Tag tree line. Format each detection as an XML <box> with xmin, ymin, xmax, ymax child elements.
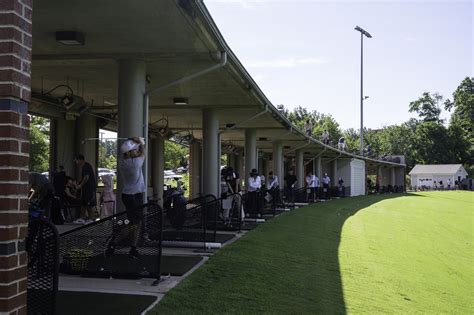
<box><xmin>278</xmin><ymin>77</ymin><xmax>473</xmax><ymax>175</ymax></box>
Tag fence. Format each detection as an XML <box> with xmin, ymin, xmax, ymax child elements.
<box><xmin>26</xmin><ymin>219</ymin><xmax>59</xmax><ymax>315</ymax></box>
<box><xmin>163</xmin><ymin>193</ymin><xmax>218</xmax><ymax>242</ymax></box>
<box><xmin>59</xmin><ymin>203</ymin><xmax>163</xmax><ymax>281</ymax></box>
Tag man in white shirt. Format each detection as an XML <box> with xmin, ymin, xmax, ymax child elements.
<box><xmin>105</xmin><ymin>137</ymin><xmax>145</xmax><ymax>259</ymax></box>
<box><xmin>322</xmin><ymin>173</ymin><xmax>331</xmax><ymax>199</ymax></box>
<box><xmin>305</xmin><ymin>171</ymin><xmax>319</xmax><ymax>202</ymax></box>
<box><xmin>247</xmin><ymin>168</ymin><xmax>262</xmax><ymax>217</ymax></box>
<box><xmin>267</xmin><ymin>171</ymin><xmax>280</xmax><ymax>210</ymax></box>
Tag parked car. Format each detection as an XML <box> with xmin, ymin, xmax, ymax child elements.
<box><xmin>98</xmin><ymin>168</ymin><xmax>116</xmax><ymax>177</ymax></box>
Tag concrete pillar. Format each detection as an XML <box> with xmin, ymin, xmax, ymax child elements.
<box><xmin>245</xmin><ymin>129</ymin><xmax>257</xmax><ymax>177</ymax></box>
<box><xmin>118</xmin><ymin>59</ymin><xmax>146</xmax><ymax>138</ymax></box>
<box><xmin>235</xmin><ymin>150</ymin><xmax>244</xmax><ymax>188</ymax></box>
<box><xmin>56</xmin><ymin>119</ymin><xmax>76</xmax><ymax>176</ymax></box>
<box><xmin>0</xmin><ymin>1</ymin><xmax>32</xmax><ymax>312</ymax></box>
<box><xmin>391</xmin><ymin>167</ymin><xmax>396</xmax><ymax>186</ymax></box>
<box><xmin>189</xmin><ymin>141</ymin><xmax>202</xmax><ymax>199</ymax></box>
<box><xmin>272</xmin><ymin>141</ymin><xmax>283</xmax><ymax>183</ymax></box>
<box><xmin>258</xmin><ymin>152</ymin><xmax>263</xmax><ymax>175</ymax></box>
<box><xmin>295</xmin><ymin>149</ymin><xmax>304</xmax><ymax>189</ymax></box>
<box><xmin>76</xmin><ymin>114</ymin><xmax>98</xmax><ymax>174</ymax></box>
<box><xmin>316</xmin><ymin>156</ymin><xmax>322</xmax><ymax>180</ymax></box>
<box><xmin>377</xmin><ymin>165</ymin><xmax>383</xmax><ymax>186</ymax></box>
<box><xmin>202</xmin><ymin>109</ymin><xmax>219</xmax><ymax>197</ymax></box>
<box><xmin>117</xmin><ymin>59</ymin><xmax>146</xmax><ymax>208</ymax></box>
<box><xmin>151</xmin><ymin>136</ymin><xmax>165</xmax><ymax>207</ymax></box>
<box><xmin>263</xmin><ymin>156</ymin><xmax>270</xmax><ymax>179</ymax></box>
<box><xmin>332</xmin><ymin>159</ymin><xmax>338</xmax><ymax>184</ymax></box>
<box><xmin>227</xmin><ymin>153</ymin><xmax>235</xmax><ymax>169</ymax></box>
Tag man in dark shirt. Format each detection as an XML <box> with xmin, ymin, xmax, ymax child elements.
<box><xmin>284</xmin><ymin>169</ymin><xmax>297</xmax><ymax>207</ymax></box>
<box><xmin>74</xmin><ymin>154</ymin><xmax>97</xmax><ymax>224</ymax></box>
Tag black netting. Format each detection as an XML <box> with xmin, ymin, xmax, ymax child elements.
<box><xmin>163</xmin><ymin>194</ymin><xmax>219</xmax><ymax>242</ymax></box>
<box><xmin>27</xmin><ymin>219</ymin><xmax>59</xmax><ymax>315</ymax></box>
<box><xmin>293</xmin><ymin>187</ymin><xmax>307</xmax><ymax>203</ymax></box>
<box><xmin>242</xmin><ymin>191</ymin><xmax>266</xmax><ymax>217</ymax></box>
<box><xmin>59</xmin><ymin>203</ymin><xmax>163</xmax><ymax>280</ymax></box>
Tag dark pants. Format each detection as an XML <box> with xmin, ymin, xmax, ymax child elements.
<box><xmin>306</xmin><ymin>187</ymin><xmax>316</xmax><ymax>202</ymax></box>
<box><xmin>285</xmin><ymin>187</ymin><xmax>295</xmax><ymax>205</ymax></box>
<box><xmin>111</xmin><ymin>193</ymin><xmax>144</xmax><ymax>248</ymax></box>
<box><xmin>270</xmin><ymin>187</ymin><xmax>280</xmax><ymax>210</ymax></box>
<box><xmin>247</xmin><ymin>191</ymin><xmax>261</xmax><ymax>216</ymax></box>
<box><xmin>122</xmin><ymin>193</ymin><xmax>144</xmax><ymax>224</ymax></box>
<box><xmin>322</xmin><ymin>184</ymin><xmax>329</xmax><ymax>199</ymax></box>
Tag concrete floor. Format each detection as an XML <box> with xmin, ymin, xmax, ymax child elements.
<box><xmin>58</xmin><ymin>229</ymin><xmax>247</xmax><ymax>313</ymax></box>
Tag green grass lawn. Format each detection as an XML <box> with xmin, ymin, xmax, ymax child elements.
<box><xmin>151</xmin><ymin>192</ymin><xmax>473</xmax><ymax>314</ymax></box>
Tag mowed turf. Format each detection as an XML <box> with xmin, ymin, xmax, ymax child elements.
<box><xmin>151</xmin><ymin>192</ymin><xmax>473</xmax><ymax>314</ymax></box>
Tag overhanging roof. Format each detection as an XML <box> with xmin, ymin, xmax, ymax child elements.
<box><xmin>409</xmin><ymin>164</ymin><xmax>464</xmax><ymax>175</ymax></box>
<box><xmin>30</xmin><ymin>0</ymin><xmax>405</xmax><ymax>168</ymax></box>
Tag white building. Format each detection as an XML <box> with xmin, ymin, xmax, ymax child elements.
<box><xmin>409</xmin><ymin>164</ymin><xmax>468</xmax><ymax>189</ymax></box>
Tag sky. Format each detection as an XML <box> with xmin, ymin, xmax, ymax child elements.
<box><xmin>204</xmin><ymin>0</ymin><xmax>473</xmax><ymax>130</ymax></box>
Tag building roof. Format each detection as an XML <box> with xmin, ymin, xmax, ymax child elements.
<box><xmin>409</xmin><ymin>164</ymin><xmax>464</xmax><ymax>175</ymax></box>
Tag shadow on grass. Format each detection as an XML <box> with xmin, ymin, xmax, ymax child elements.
<box><xmin>152</xmin><ymin>193</ymin><xmax>418</xmax><ymax>314</ymax></box>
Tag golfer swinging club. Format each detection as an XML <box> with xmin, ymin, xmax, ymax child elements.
<box><xmin>105</xmin><ymin>137</ymin><xmax>145</xmax><ymax>259</ymax></box>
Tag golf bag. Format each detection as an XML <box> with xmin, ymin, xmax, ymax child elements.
<box><xmin>163</xmin><ymin>188</ymin><xmax>187</xmax><ymax>229</ymax></box>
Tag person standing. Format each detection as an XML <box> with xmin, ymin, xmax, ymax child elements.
<box><xmin>247</xmin><ymin>168</ymin><xmax>262</xmax><ymax>217</ymax></box>
<box><xmin>322</xmin><ymin>130</ymin><xmax>330</xmax><ymax>145</ymax></box>
<box><xmin>305</xmin><ymin>171</ymin><xmax>318</xmax><ymax>202</ymax></box>
<box><xmin>284</xmin><ymin>169</ymin><xmax>297</xmax><ymax>207</ymax></box>
<box><xmin>105</xmin><ymin>137</ymin><xmax>145</xmax><ymax>259</ymax></box>
<box><xmin>267</xmin><ymin>171</ymin><xmax>280</xmax><ymax>210</ymax></box>
<box><xmin>304</xmin><ymin>119</ymin><xmax>313</xmax><ymax>137</ymax></box>
<box><xmin>101</xmin><ymin>174</ymin><xmax>116</xmax><ymax>217</ymax></box>
<box><xmin>338</xmin><ymin>137</ymin><xmax>346</xmax><ymax>151</ymax></box>
<box><xmin>73</xmin><ymin>154</ymin><xmax>97</xmax><ymax>224</ymax></box>
<box><xmin>322</xmin><ymin>173</ymin><xmax>331</xmax><ymax>199</ymax></box>
<box><xmin>338</xmin><ymin>177</ymin><xmax>345</xmax><ymax>197</ymax></box>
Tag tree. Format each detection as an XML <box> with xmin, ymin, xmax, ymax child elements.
<box><xmin>98</xmin><ymin>140</ymin><xmax>117</xmax><ymax>170</ymax></box>
<box><xmin>342</xmin><ymin>128</ymin><xmax>360</xmax><ymax>153</ymax></box>
<box><xmin>444</xmin><ymin>77</ymin><xmax>473</xmax><ymax>147</ymax></box>
<box><xmin>411</xmin><ymin>121</ymin><xmax>451</xmax><ymax>164</ymax></box>
<box><xmin>444</xmin><ymin>77</ymin><xmax>474</xmax><ymax>131</ymax></box>
<box><xmin>279</xmin><ymin>105</ymin><xmax>343</xmax><ymax>144</ymax></box>
<box><xmin>29</xmin><ymin>116</ymin><xmax>50</xmax><ymax>172</ymax></box>
<box><xmin>408</xmin><ymin>92</ymin><xmax>443</xmax><ymax>123</ymax></box>
<box><xmin>164</xmin><ymin>140</ymin><xmax>188</xmax><ymax>170</ymax></box>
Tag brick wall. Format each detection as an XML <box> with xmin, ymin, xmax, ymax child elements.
<box><xmin>0</xmin><ymin>0</ymin><xmax>32</xmax><ymax>314</ymax></box>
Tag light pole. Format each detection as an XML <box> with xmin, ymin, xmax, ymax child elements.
<box><xmin>354</xmin><ymin>25</ymin><xmax>372</xmax><ymax>155</ymax></box>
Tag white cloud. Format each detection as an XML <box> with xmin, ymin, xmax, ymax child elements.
<box><xmin>245</xmin><ymin>57</ymin><xmax>328</xmax><ymax>68</ymax></box>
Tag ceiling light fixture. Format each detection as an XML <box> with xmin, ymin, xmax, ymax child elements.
<box><xmin>56</xmin><ymin>31</ymin><xmax>85</xmax><ymax>46</ymax></box>
<box><xmin>173</xmin><ymin>97</ymin><xmax>188</xmax><ymax>105</ymax></box>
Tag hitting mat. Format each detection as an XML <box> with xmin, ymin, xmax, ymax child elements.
<box><xmin>76</xmin><ymin>254</ymin><xmax>203</xmax><ymax>278</ymax></box>
<box><xmin>163</xmin><ymin>230</ymin><xmax>236</xmax><ymax>243</ymax></box>
<box><xmin>56</xmin><ymin>291</ymin><xmax>156</xmax><ymax>315</ymax></box>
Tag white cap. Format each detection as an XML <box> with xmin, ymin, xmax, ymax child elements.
<box><xmin>120</xmin><ymin>139</ymin><xmax>140</xmax><ymax>154</ymax></box>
